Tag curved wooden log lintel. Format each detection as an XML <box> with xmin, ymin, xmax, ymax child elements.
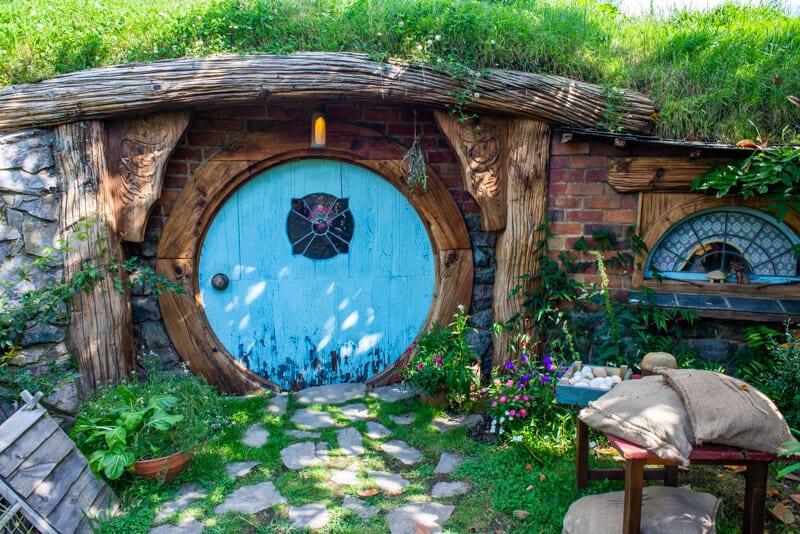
<box><xmin>492</xmin><ymin>120</ymin><xmax>551</xmax><ymax>367</ymax></box>
<box><xmin>0</xmin><ymin>53</ymin><xmax>654</xmax><ymax>134</ymax></box>
<box><xmin>434</xmin><ymin>111</ymin><xmax>508</xmax><ymax>231</ymax></box>
<box><xmin>105</xmin><ymin>112</ymin><xmax>191</xmax><ymax>241</ymax></box>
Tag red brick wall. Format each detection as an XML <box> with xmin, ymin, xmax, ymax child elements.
<box><xmin>547</xmin><ymin>135</ymin><xmax>638</xmax><ymax>295</ymax></box>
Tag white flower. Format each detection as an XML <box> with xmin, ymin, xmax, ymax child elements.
<box><xmin>417</xmin><ymin>44</ymin><xmax>423</xmax><ymax>51</ymax></box>
<box><xmin>377</xmin><ymin>32</ymin><xmax>382</xmax><ymax>37</ymax></box>
<box><xmin>398</xmin><ymin>20</ymin><xmax>404</xmax><ymax>27</ymax></box>
<box><xmin>511</xmin><ymin>435</ymin><xmax>523</xmax><ymax>442</ymax></box>
<box><xmin>490</xmin><ymin>39</ymin><xmax>496</xmax><ymax>45</ymax></box>
<box><xmin>426</xmin><ymin>39</ymin><xmax>433</xmax><ymax>46</ymax></box>
<box><xmin>435</xmin><ymin>34</ymin><xmax>441</xmax><ymax>41</ymax></box>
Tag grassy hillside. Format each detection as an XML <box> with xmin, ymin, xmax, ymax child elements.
<box><xmin>0</xmin><ymin>0</ymin><xmax>798</xmax><ymax>143</ymax></box>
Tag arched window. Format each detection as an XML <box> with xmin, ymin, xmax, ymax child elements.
<box><xmin>646</xmin><ymin>208</ymin><xmax>800</xmax><ymax>284</ymax></box>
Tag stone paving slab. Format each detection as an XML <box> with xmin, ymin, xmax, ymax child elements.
<box><xmin>380</xmin><ymin>439</ymin><xmax>422</xmax><ymax>465</ymax></box>
<box><xmin>148</xmin><ymin>519</ymin><xmax>204</xmax><ymax>534</ymax></box>
<box><xmin>365</xmin><ymin>421</ymin><xmax>393</xmax><ymax>439</ymax></box>
<box><xmin>214</xmin><ymin>481</ymin><xmax>286</xmax><ymax>515</ymax></box>
<box><xmin>370</xmin><ymin>384</ymin><xmax>419</xmax><ymax>403</ymax></box>
<box><xmin>289</xmin><ymin>503</ymin><xmax>330</xmax><ymax>531</ymax></box>
<box><xmin>241</xmin><ymin>424</ymin><xmax>270</xmax><ymax>447</ymax></box>
<box><xmin>285</xmin><ymin>429</ymin><xmax>322</xmax><ymax>440</ymax></box>
<box><xmin>281</xmin><ymin>441</ymin><xmax>327</xmax><ymax>470</ymax></box>
<box><xmin>331</xmin><ymin>462</ymin><xmax>361</xmax><ymax>486</ymax></box>
<box><xmin>431</xmin><ymin>481</ymin><xmax>470</xmax><ymax>498</ymax></box>
<box><xmin>336</xmin><ymin>427</ymin><xmax>364</xmax><ymax>456</ymax></box>
<box><xmin>340</xmin><ymin>402</ymin><xmax>371</xmax><ymax>421</ymax></box>
<box><xmin>431</xmin><ymin>414</ymin><xmax>483</xmax><ymax>433</ymax></box>
<box><xmin>386</xmin><ymin>503</ymin><xmax>455</xmax><ymax>534</ymax></box>
<box><xmin>225</xmin><ymin>460</ymin><xmax>260</xmax><ymax>478</ymax></box>
<box><xmin>366</xmin><ymin>470</ymin><xmax>409</xmax><ymax>495</ymax></box>
<box><xmin>294</xmin><ymin>383</ymin><xmax>365</xmax><ymax>405</ymax></box>
<box><xmin>434</xmin><ymin>452</ymin><xmax>463</xmax><ymax>474</ymax></box>
<box><xmin>342</xmin><ymin>495</ymin><xmax>380</xmax><ymax>520</ymax></box>
<box><xmin>388</xmin><ymin>413</ymin><xmax>416</xmax><ymax>425</ymax></box>
<box><xmin>154</xmin><ymin>482</ymin><xmax>208</xmax><ymax>524</ymax></box>
<box><xmin>265</xmin><ymin>393</ymin><xmax>289</xmax><ymax>416</ymax></box>
<box><xmin>290</xmin><ymin>408</ymin><xmax>335</xmax><ymax>428</ymax></box>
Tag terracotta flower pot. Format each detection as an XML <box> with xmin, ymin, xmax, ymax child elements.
<box><xmin>132</xmin><ymin>450</ymin><xmax>194</xmax><ymax>482</ymax></box>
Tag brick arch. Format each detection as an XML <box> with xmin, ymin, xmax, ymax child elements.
<box><xmin>156</xmin><ymin>121</ymin><xmax>473</xmax><ymax>394</ymax></box>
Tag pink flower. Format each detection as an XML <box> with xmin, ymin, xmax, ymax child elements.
<box><xmin>506</xmin><ymin>379</ymin><xmax>514</xmax><ymax>387</ymax></box>
<box><xmin>509</xmin><ymin>409</ymin><xmax>516</xmax><ymax>416</ymax></box>
<box><xmin>519</xmin><ymin>409</ymin><xmax>528</xmax><ymax>417</ymax></box>
<box><xmin>493</xmin><ymin>378</ymin><xmax>501</xmax><ymax>385</ymax></box>
<box><xmin>435</xmin><ymin>357</ymin><xmax>443</xmax><ymax>366</ymax></box>
<box><xmin>491</xmin><ymin>401</ymin><xmax>497</xmax><ymax>407</ymax></box>
<box><xmin>514</xmin><ymin>395</ymin><xmax>521</xmax><ymax>401</ymax></box>
<box><xmin>523</xmin><ymin>395</ymin><xmax>530</xmax><ymax>402</ymax></box>
<box><xmin>417</xmin><ymin>363</ymin><xmax>424</xmax><ymax>371</ymax></box>
<box><xmin>499</xmin><ymin>396</ymin><xmax>507</xmax><ymax>403</ymax></box>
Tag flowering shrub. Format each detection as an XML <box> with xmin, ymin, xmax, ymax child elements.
<box><xmin>487</xmin><ymin>350</ymin><xmax>567</xmax><ymax>437</ymax></box>
<box><xmin>401</xmin><ymin>305</ymin><xmax>479</xmax><ymax>408</ymax></box>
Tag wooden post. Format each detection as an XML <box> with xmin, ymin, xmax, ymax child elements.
<box><xmin>54</xmin><ymin>121</ymin><xmax>134</xmax><ymax>391</ymax></box>
<box><xmin>492</xmin><ymin>120</ymin><xmax>550</xmax><ymax>366</ymax></box>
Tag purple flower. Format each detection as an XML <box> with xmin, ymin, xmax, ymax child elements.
<box><xmin>521</xmin><ymin>374</ymin><xmax>530</xmax><ymax>383</ymax></box>
<box><xmin>505</xmin><ymin>361</ymin><xmax>515</xmax><ymax>370</ymax></box>
<box><xmin>544</xmin><ymin>355</ymin><xmax>555</xmax><ymax>372</ymax></box>
<box><xmin>540</xmin><ymin>375</ymin><xmax>550</xmax><ymax>383</ymax></box>
<box><xmin>521</xmin><ymin>354</ymin><xmax>529</xmax><ymax>363</ymax></box>
<box><xmin>417</xmin><ymin>363</ymin><xmax>424</xmax><ymax>371</ymax></box>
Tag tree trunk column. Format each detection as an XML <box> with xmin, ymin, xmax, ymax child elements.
<box><xmin>54</xmin><ymin>121</ymin><xmax>134</xmax><ymax>391</ymax></box>
<box><xmin>492</xmin><ymin>120</ymin><xmax>550</xmax><ymax>366</ymax></box>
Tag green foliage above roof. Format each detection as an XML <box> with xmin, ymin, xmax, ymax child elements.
<box><xmin>0</xmin><ymin>0</ymin><xmax>797</xmax><ymax>143</ymax></box>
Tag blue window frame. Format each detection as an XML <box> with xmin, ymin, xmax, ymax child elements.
<box><xmin>645</xmin><ymin>207</ymin><xmax>800</xmax><ymax>284</ymax></box>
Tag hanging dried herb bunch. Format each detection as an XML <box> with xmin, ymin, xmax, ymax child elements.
<box><xmin>403</xmin><ymin>136</ymin><xmax>428</xmax><ymax>195</ymax></box>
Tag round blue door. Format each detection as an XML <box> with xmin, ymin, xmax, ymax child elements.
<box><xmin>198</xmin><ymin>159</ymin><xmax>435</xmax><ymax>390</ymax></box>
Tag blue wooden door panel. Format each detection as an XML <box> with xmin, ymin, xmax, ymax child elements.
<box><xmin>199</xmin><ymin>159</ymin><xmax>435</xmax><ymax>390</ymax></box>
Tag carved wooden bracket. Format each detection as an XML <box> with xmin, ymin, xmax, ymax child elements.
<box><xmin>105</xmin><ymin>112</ymin><xmax>191</xmax><ymax>242</ymax></box>
<box><xmin>434</xmin><ymin>111</ymin><xmax>508</xmax><ymax>231</ymax></box>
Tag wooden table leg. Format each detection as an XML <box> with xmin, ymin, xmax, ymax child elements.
<box><xmin>576</xmin><ymin>419</ymin><xmax>589</xmax><ymax>490</ymax></box>
<box><xmin>742</xmin><ymin>462</ymin><xmax>768</xmax><ymax>534</ymax></box>
<box><xmin>623</xmin><ymin>459</ymin><xmax>645</xmax><ymax>534</ymax></box>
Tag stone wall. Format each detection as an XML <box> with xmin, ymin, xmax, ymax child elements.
<box><xmin>0</xmin><ymin>129</ymin><xmax>79</xmax><ymax>422</ymax></box>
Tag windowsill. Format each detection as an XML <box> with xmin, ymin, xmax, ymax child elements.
<box><xmin>629</xmin><ymin>290</ymin><xmax>800</xmax><ymax>322</ymax></box>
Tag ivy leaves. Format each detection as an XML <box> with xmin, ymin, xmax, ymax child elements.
<box><xmin>691</xmin><ymin>145</ymin><xmax>800</xmax><ymax>222</ymax></box>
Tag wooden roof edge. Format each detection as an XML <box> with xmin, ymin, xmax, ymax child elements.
<box><xmin>0</xmin><ymin>52</ymin><xmax>655</xmax><ymax>134</ymax></box>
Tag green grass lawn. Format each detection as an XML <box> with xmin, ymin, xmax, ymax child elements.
<box><xmin>95</xmin><ymin>392</ymin><xmax>798</xmax><ymax>533</ymax></box>
<box><xmin>1</xmin><ymin>0</ymin><xmax>798</xmax><ymax>143</ymax></box>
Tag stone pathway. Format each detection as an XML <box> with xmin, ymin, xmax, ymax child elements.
<box><xmin>148</xmin><ymin>382</ymin><xmax>474</xmax><ymax>533</ymax></box>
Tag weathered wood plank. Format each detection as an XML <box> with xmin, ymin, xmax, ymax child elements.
<box><xmin>0</xmin><ymin>414</ymin><xmax>58</xmax><ymax>478</ymax></box>
<box><xmin>47</xmin><ymin>466</ymin><xmax>105</xmax><ymax>534</ymax></box>
<box><xmin>7</xmin><ymin>431</ymin><xmax>75</xmax><ymax>498</ymax></box>
<box><xmin>26</xmin><ymin>451</ymin><xmax>88</xmax><ymax>517</ymax></box>
<box><xmin>105</xmin><ymin>112</ymin><xmax>190</xmax><ymax>242</ymax></box>
<box><xmin>0</xmin><ymin>407</ymin><xmax>46</xmax><ymax>455</ymax></box>
<box><xmin>55</xmin><ymin>121</ymin><xmax>134</xmax><ymax>390</ymax></box>
<box><xmin>493</xmin><ymin>120</ymin><xmax>551</xmax><ymax>366</ymax></box>
<box><xmin>608</xmin><ymin>157</ymin><xmax>729</xmax><ymax>192</ymax></box>
<box><xmin>0</xmin><ymin>479</ymin><xmax>59</xmax><ymax>534</ymax></box>
<box><xmin>0</xmin><ymin>53</ymin><xmax>654</xmax><ymax>134</ymax></box>
<box><xmin>434</xmin><ymin>112</ymin><xmax>508</xmax><ymax>231</ymax></box>
<box><xmin>82</xmin><ymin>485</ymin><xmax>119</xmax><ymax>531</ymax></box>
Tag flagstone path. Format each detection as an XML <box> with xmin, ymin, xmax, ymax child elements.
<box><xmin>148</xmin><ymin>383</ymin><xmax>482</xmax><ymax>533</ymax></box>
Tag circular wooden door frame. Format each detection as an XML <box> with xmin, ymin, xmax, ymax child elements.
<box><xmin>156</xmin><ymin>121</ymin><xmax>473</xmax><ymax>394</ymax></box>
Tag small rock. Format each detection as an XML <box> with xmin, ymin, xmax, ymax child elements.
<box><xmin>214</xmin><ymin>482</ymin><xmax>286</xmax><ymax>515</ymax></box>
<box><xmin>431</xmin><ymin>414</ymin><xmax>483</xmax><ymax>433</ymax></box>
<box><xmin>513</xmin><ymin>510</ymin><xmax>530</xmax><ymax>520</ymax></box>
<box><xmin>290</xmin><ymin>408</ymin><xmax>335</xmax><ymax>429</ymax></box>
<box><xmin>241</xmin><ymin>424</ymin><xmax>270</xmax><ymax>448</ymax></box>
<box><xmin>343</xmin><ymin>495</ymin><xmax>380</xmax><ymax>520</ymax></box>
<box><xmin>281</xmin><ymin>442</ymin><xmax>326</xmax><ymax>470</ymax></box>
<box><xmin>366</xmin><ymin>421</ymin><xmax>393</xmax><ymax>439</ymax></box>
<box><xmin>286</xmin><ymin>429</ymin><xmax>322</xmax><ymax>440</ymax></box>
<box><xmin>340</xmin><ymin>402</ymin><xmax>371</xmax><ymax>421</ymax></box>
<box><xmin>431</xmin><ymin>481</ymin><xmax>470</xmax><ymax>498</ymax></box>
<box><xmin>434</xmin><ymin>452</ymin><xmax>463</xmax><ymax>474</ymax></box>
<box><xmin>366</xmin><ymin>470</ymin><xmax>409</xmax><ymax>495</ymax></box>
<box><xmin>225</xmin><ymin>461</ymin><xmax>259</xmax><ymax>478</ymax></box>
<box><xmin>289</xmin><ymin>503</ymin><xmax>330</xmax><ymax>530</ymax></box>
<box><xmin>148</xmin><ymin>519</ymin><xmax>204</xmax><ymax>534</ymax></box>
<box><xmin>154</xmin><ymin>482</ymin><xmax>208</xmax><ymax>524</ymax></box>
<box><xmin>266</xmin><ymin>393</ymin><xmax>289</xmax><ymax>416</ymax></box>
<box><xmin>294</xmin><ymin>383</ymin><xmax>365</xmax><ymax>405</ymax></box>
<box><xmin>386</xmin><ymin>503</ymin><xmax>454</xmax><ymax>534</ymax></box>
<box><xmin>331</xmin><ymin>463</ymin><xmax>362</xmax><ymax>486</ymax></box>
<box><xmin>336</xmin><ymin>427</ymin><xmax>364</xmax><ymax>456</ymax></box>
<box><xmin>380</xmin><ymin>439</ymin><xmax>422</xmax><ymax>465</ymax></box>
<box><xmin>388</xmin><ymin>413</ymin><xmax>416</xmax><ymax>425</ymax></box>
<box><xmin>370</xmin><ymin>384</ymin><xmax>419</xmax><ymax>402</ymax></box>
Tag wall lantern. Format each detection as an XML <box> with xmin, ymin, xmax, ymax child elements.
<box><xmin>311</xmin><ymin>110</ymin><xmax>327</xmax><ymax>148</ymax></box>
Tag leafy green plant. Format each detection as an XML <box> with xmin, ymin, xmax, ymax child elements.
<box><xmin>778</xmin><ymin>441</ymin><xmax>800</xmax><ymax>479</ymax></box>
<box><xmin>401</xmin><ymin>305</ymin><xmax>479</xmax><ymax>409</ymax></box>
<box><xmin>691</xmin><ymin>142</ymin><xmax>800</xmax><ymax>222</ymax></box>
<box><xmin>70</xmin><ymin>354</ymin><xmax>226</xmax><ymax>480</ymax></box>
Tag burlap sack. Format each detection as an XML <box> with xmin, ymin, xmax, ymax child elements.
<box><xmin>562</xmin><ymin>486</ymin><xmax>720</xmax><ymax>534</ymax></box>
<box><xmin>655</xmin><ymin>368</ymin><xmax>794</xmax><ymax>453</ymax></box>
<box><xmin>579</xmin><ymin>375</ymin><xmax>695</xmax><ymax>465</ymax></box>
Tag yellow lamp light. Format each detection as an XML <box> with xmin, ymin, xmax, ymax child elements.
<box><xmin>311</xmin><ymin>112</ymin><xmax>326</xmax><ymax>148</ymax></box>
